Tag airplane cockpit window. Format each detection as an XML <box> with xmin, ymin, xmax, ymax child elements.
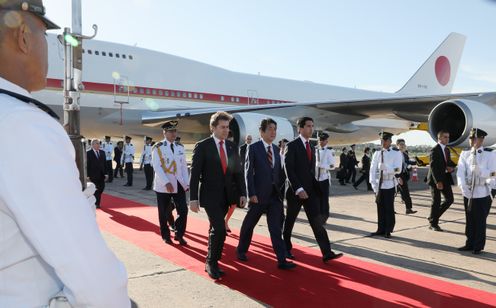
<box><xmin>88</xmin><ymin>50</ymin><xmax>92</xmax><ymax>55</ymax></box>
<box><xmin>109</xmin><ymin>52</ymin><xmax>113</xmax><ymax>57</ymax></box>
<box><xmin>95</xmin><ymin>51</ymin><xmax>100</xmax><ymax>55</ymax></box>
<box><xmin>116</xmin><ymin>54</ymin><xmax>120</xmax><ymax>58</ymax></box>
<box><xmin>122</xmin><ymin>55</ymin><xmax>127</xmax><ymax>59</ymax></box>
<box><xmin>129</xmin><ymin>55</ymin><xmax>133</xmax><ymax>60</ymax></box>
<box><xmin>165</xmin><ymin>91</ymin><xmax>169</xmax><ymax>96</ymax></box>
<box><xmin>102</xmin><ymin>52</ymin><xmax>107</xmax><ymax>56</ymax></box>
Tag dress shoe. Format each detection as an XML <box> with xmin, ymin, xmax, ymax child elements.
<box><xmin>163</xmin><ymin>238</ymin><xmax>173</xmax><ymax>245</ymax></box>
<box><xmin>123</xmin><ymin>183</ymin><xmax>132</xmax><ymax>187</ymax></box>
<box><xmin>405</xmin><ymin>209</ymin><xmax>417</xmax><ymax>215</ymax></box>
<box><xmin>370</xmin><ymin>231</ymin><xmax>385</xmax><ymax>236</ymax></box>
<box><xmin>237</xmin><ymin>252</ymin><xmax>248</xmax><ymax>261</ymax></box>
<box><xmin>278</xmin><ymin>261</ymin><xmax>296</xmax><ymax>270</ymax></box>
<box><xmin>384</xmin><ymin>233</ymin><xmax>391</xmax><ymax>239</ymax></box>
<box><xmin>429</xmin><ymin>225</ymin><xmax>443</xmax><ymax>232</ymax></box>
<box><xmin>205</xmin><ymin>262</ymin><xmax>220</xmax><ymax>280</ymax></box>
<box><xmin>352</xmin><ymin>185</ymin><xmax>358</xmax><ymax>190</ymax></box>
<box><xmin>457</xmin><ymin>245</ymin><xmax>472</xmax><ymax>251</ymax></box>
<box><xmin>472</xmin><ymin>250</ymin><xmax>482</xmax><ymax>255</ymax></box>
<box><xmin>174</xmin><ymin>235</ymin><xmax>187</xmax><ymax>246</ymax></box>
<box><xmin>142</xmin><ymin>187</ymin><xmax>151</xmax><ymax>190</ymax></box>
<box><xmin>285</xmin><ymin>251</ymin><xmax>295</xmax><ymax>260</ymax></box>
<box><xmin>323</xmin><ymin>251</ymin><xmax>343</xmax><ymax>263</ymax></box>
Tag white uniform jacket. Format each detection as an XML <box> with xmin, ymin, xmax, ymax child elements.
<box><xmin>369</xmin><ymin>147</ymin><xmax>403</xmax><ymax>192</ymax></box>
<box><xmin>456</xmin><ymin>147</ymin><xmax>496</xmax><ymax>199</ymax></box>
<box><xmin>140</xmin><ymin>144</ymin><xmax>152</xmax><ymax>165</ymax></box>
<box><xmin>316</xmin><ymin>147</ymin><xmax>336</xmax><ymax>182</ymax></box>
<box><xmin>102</xmin><ymin>141</ymin><xmax>114</xmax><ymax>161</ymax></box>
<box><xmin>152</xmin><ymin>139</ymin><xmax>189</xmax><ymax>193</ymax></box>
<box><xmin>0</xmin><ymin>77</ymin><xmax>129</xmax><ymax>307</ymax></box>
<box><xmin>121</xmin><ymin>142</ymin><xmax>135</xmax><ymax>164</ymax></box>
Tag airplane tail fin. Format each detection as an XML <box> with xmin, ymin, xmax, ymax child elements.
<box><xmin>396</xmin><ymin>32</ymin><xmax>466</xmax><ymax>95</ymax></box>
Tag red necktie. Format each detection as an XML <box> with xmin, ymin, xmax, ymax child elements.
<box><xmin>444</xmin><ymin>147</ymin><xmax>450</xmax><ymax>162</ymax></box>
<box><xmin>306</xmin><ymin>141</ymin><xmax>311</xmax><ymax>162</ymax></box>
<box><xmin>219</xmin><ymin>140</ymin><xmax>227</xmax><ymax>174</ymax></box>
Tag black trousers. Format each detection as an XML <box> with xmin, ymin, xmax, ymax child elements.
<box><xmin>346</xmin><ymin>166</ymin><xmax>356</xmax><ymax>183</ymax></box>
<box><xmin>376</xmin><ymin>188</ymin><xmax>395</xmax><ymax>234</ymax></box>
<box><xmin>463</xmin><ymin>196</ymin><xmax>491</xmax><ymax>251</ymax></box>
<box><xmin>204</xmin><ymin>195</ymin><xmax>229</xmax><ymax>263</ymax></box>
<box><xmin>354</xmin><ymin>171</ymin><xmax>372</xmax><ymax>190</ymax></box>
<box><xmin>283</xmin><ymin>190</ymin><xmax>332</xmax><ymax>256</ymax></box>
<box><xmin>156</xmin><ymin>184</ymin><xmax>188</xmax><ymax>239</ymax></box>
<box><xmin>144</xmin><ymin>164</ymin><xmax>154</xmax><ymax>189</ymax></box>
<box><xmin>237</xmin><ymin>195</ymin><xmax>286</xmax><ymax>262</ymax></box>
<box><xmin>318</xmin><ymin>179</ymin><xmax>330</xmax><ymax>223</ymax></box>
<box><xmin>114</xmin><ymin>161</ymin><xmax>124</xmax><ymax>177</ymax></box>
<box><xmin>105</xmin><ymin>160</ymin><xmax>113</xmax><ymax>182</ymax></box>
<box><xmin>397</xmin><ymin>180</ymin><xmax>413</xmax><ymax>210</ymax></box>
<box><xmin>125</xmin><ymin>162</ymin><xmax>133</xmax><ymax>185</ymax></box>
<box><xmin>90</xmin><ymin>177</ymin><xmax>105</xmax><ymax>207</ymax></box>
<box><xmin>429</xmin><ymin>184</ymin><xmax>454</xmax><ymax>226</ymax></box>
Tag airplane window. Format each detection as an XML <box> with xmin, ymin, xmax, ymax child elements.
<box><xmin>82</xmin><ymin>49</ymin><xmax>85</xmax><ymax>53</ymax></box>
<box><xmin>95</xmin><ymin>51</ymin><xmax>99</xmax><ymax>55</ymax></box>
<box><xmin>176</xmin><ymin>91</ymin><xmax>181</xmax><ymax>97</ymax></box>
<box><xmin>152</xmin><ymin>90</ymin><xmax>157</xmax><ymax>95</ymax></box>
<box><xmin>109</xmin><ymin>52</ymin><xmax>113</xmax><ymax>57</ymax></box>
<box><xmin>139</xmin><ymin>88</ymin><xmax>144</xmax><ymax>94</ymax></box>
<box><xmin>158</xmin><ymin>90</ymin><xmax>163</xmax><ymax>96</ymax></box>
<box><xmin>221</xmin><ymin>96</ymin><xmax>224</xmax><ymax>101</ymax></box>
<box><xmin>165</xmin><ymin>91</ymin><xmax>169</xmax><ymax>96</ymax></box>
<box><xmin>194</xmin><ymin>93</ymin><xmax>198</xmax><ymax>99</ymax></box>
<box><xmin>102</xmin><ymin>52</ymin><xmax>107</xmax><ymax>56</ymax></box>
<box><xmin>88</xmin><ymin>50</ymin><xmax>92</xmax><ymax>55</ymax></box>
<box><xmin>146</xmin><ymin>89</ymin><xmax>150</xmax><ymax>95</ymax></box>
<box><xmin>199</xmin><ymin>94</ymin><xmax>203</xmax><ymax>99</ymax></box>
<box><xmin>170</xmin><ymin>92</ymin><xmax>174</xmax><ymax>97</ymax></box>
<box><xmin>182</xmin><ymin>92</ymin><xmax>187</xmax><ymax>98</ymax></box>
<box><xmin>230</xmin><ymin>97</ymin><xmax>235</xmax><ymax>102</ymax></box>
<box><xmin>236</xmin><ymin>97</ymin><xmax>240</xmax><ymax>102</ymax></box>
<box><xmin>129</xmin><ymin>55</ymin><xmax>133</xmax><ymax>60</ymax></box>
<box><xmin>132</xmin><ymin>88</ymin><xmax>137</xmax><ymax>94</ymax></box>
<box><xmin>188</xmin><ymin>93</ymin><xmax>192</xmax><ymax>98</ymax></box>
<box><xmin>122</xmin><ymin>55</ymin><xmax>126</xmax><ymax>59</ymax></box>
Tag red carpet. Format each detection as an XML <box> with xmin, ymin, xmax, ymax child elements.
<box><xmin>97</xmin><ymin>194</ymin><xmax>496</xmax><ymax>307</ymax></box>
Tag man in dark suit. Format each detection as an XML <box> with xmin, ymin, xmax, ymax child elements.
<box><xmin>353</xmin><ymin>147</ymin><xmax>372</xmax><ymax>191</ymax></box>
<box><xmin>236</xmin><ymin>118</ymin><xmax>295</xmax><ymax>270</ymax></box>
<box><xmin>346</xmin><ymin>144</ymin><xmax>358</xmax><ymax>183</ymax></box>
<box><xmin>283</xmin><ymin>116</ymin><xmax>343</xmax><ymax>262</ymax></box>
<box><xmin>189</xmin><ymin>111</ymin><xmax>247</xmax><ymax>279</ymax></box>
<box><xmin>239</xmin><ymin>134</ymin><xmax>253</xmax><ymax>167</ymax></box>
<box><xmin>87</xmin><ymin>139</ymin><xmax>107</xmax><ymax>207</ymax></box>
<box><xmin>427</xmin><ymin>130</ymin><xmax>456</xmax><ymax>231</ymax></box>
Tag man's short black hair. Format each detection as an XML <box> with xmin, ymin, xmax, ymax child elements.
<box><xmin>259</xmin><ymin>118</ymin><xmax>277</xmax><ymax>132</ymax></box>
<box><xmin>297</xmin><ymin>116</ymin><xmax>313</xmax><ymax>128</ymax></box>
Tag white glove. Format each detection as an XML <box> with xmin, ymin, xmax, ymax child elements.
<box><xmin>371</xmin><ymin>184</ymin><xmax>378</xmax><ymax>194</ymax></box>
<box><xmin>83</xmin><ymin>182</ymin><xmax>97</xmax><ymax>214</ymax></box>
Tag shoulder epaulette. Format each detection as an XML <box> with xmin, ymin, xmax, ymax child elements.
<box><xmin>484</xmin><ymin>148</ymin><xmax>493</xmax><ymax>152</ymax></box>
<box><xmin>153</xmin><ymin>142</ymin><xmax>163</xmax><ymax>149</ymax></box>
<box><xmin>392</xmin><ymin>148</ymin><xmax>399</xmax><ymax>151</ymax></box>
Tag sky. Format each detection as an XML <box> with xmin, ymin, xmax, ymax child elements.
<box><xmin>43</xmin><ymin>0</ymin><xmax>496</xmax><ymax>145</ymax></box>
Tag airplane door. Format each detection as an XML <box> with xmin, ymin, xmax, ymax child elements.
<box><xmin>247</xmin><ymin>89</ymin><xmax>259</xmax><ymax>105</ymax></box>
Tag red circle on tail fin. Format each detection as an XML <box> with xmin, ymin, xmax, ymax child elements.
<box><xmin>435</xmin><ymin>56</ymin><xmax>451</xmax><ymax>86</ymax></box>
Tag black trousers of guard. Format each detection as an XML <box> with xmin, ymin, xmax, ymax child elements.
<box><xmin>156</xmin><ymin>183</ymin><xmax>188</xmax><ymax>240</ymax></box>
<box><xmin>376</xmin><ymin>188</ymin><xmax>395</xmax><ymax>234</ymax></box>
<box><xmin>90</xmin><ymin>176</ymin><xmax>105</xmax><ymax>207</ymax></box>
<box><xmin>318</xmin><ymin>179</ymin><xmax>330</xmax><ymax>223</ymax></box>
<box><xmin>429</xmin><ymin>184</ymin><xmax>454</xmax><ymax>226</ymax></box>
<box><xmin>463</xmin><ymin>196</ymin><xmax>492</xmax><ymax>251</ymax></box>
<box><xmin>204</xmin><ymin>193</ymin><xmax>229</xmax><ymax>263</ymax></box>
<box><xmin>354</xmin><ymin>171</ymin><xmax>372</xmax><ymax>190</ymax></box>
<box><xmin>105</xmin><ymin>160</ymin><xmax>113</xmax><ymax>182</ymax></box>
<box><xmin>125</xmin><ymin>162</ymin><xmax>133</xmax><ymax>185</ymax></box>
<box><xmin>397</xmin><ymin>180</ymin><xmax>413</xmax><ymax>210</ymax></box>
<box><xmin>144</xmin><ymin>164</ymin><xmax>154</xmax><ymax>189</ymax></box>
<box><xmin>346</xmin><ymin>166</ymin><xmax>356</xmax><ymax>183</ymax></box>
<box><xmin>283</xmin><ymin>191</ymin><xmax>332</xmax><ymax>256</ymax></box>
<box><xmin>114</xmin><ymin>161</ymin><xmax>124</xmax><ymax>178</ymax></box>
<box><xmin>237</xmin><ymin>193</ymin><xmax>286</xmax><ymax>262</ymax></box>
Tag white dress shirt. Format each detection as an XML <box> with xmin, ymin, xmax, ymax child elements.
<box><xmin>152</xmin><ymin>139</ymin><xmax>189</xmax><ymax>193</ymax></box>
<box><xmin>212</xmin><ymin>135</ymin><xmax>228</xmax><ymax>164</ymax></box>
<box><xmin>456</xmin><ymin>147</ymin><xmax>496</xmax><ymax>199</ymax></box>
<box><xmin>0</xmin><ymin>77</ymin><xmax>129</xmax><ymax>307</ymax></box>
<box><xmin>369</xmin><ymin>147</ymin><xmax>403</xmax><ymax>192</ymax></box>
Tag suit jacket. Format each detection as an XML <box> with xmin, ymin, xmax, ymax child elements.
<box><xmin>239</xmin><ymin>143</ymin><xmax>248</xmax><ymax>167</ymax></box>
<box><xmin>361</xmin><ymin>154</ymin><xmax>371</xmax><ymax>173</ymax></box>
<box><xmin>87</xmin><ymin>149</ymin><xmax>106</xmax><ymax>180</ymax></box>
<box><xmin>284</xmin><ymin>137</ymin><xmax>321</xmax><ymax>196</ymax></box>
<box><xmin>427</xmin><ymin>144</ymin><xmax>455</xmax><ymax>186</ymax></box>
<box><xmin>113</xmin><ymin>147</ymin><xmax>122</xmax><ymax>163</ymax></box>
<box><xmin>189</xmin><ymin>137</ymin><xmax>246</xmax><ymax>207</ymax></box>
<box><xmin>245</xmin><ymin>141</ymin><xmax>285</xmax><ymax>204</ymax></box>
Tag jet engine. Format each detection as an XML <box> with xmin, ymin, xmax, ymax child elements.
<box><xmin>428</xmin><ymin>99</ymin><xmax>496</xmax><ymax>146</ymax></box>
<box><xmin>230</xmin><ymin>113</ymin><xmax>296</xmax><ymax>145</ymax></box>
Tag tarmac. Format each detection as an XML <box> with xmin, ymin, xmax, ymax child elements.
<box><xmin>102</xmin><ymin>167</ymin><xmax>495</xmax><ymax>307</ymax></box>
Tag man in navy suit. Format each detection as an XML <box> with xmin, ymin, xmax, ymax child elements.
<box><xmin>283</xmin><ymin>117</ymin><xmax>343</xmax><ymax>262</ymax></box>
<box><xmin>236</xmin><ymin>118</ymin><xmax>296</xmax><ymax>270</ymax></box>
<box><xmin>87</xmin><ymin>139</ymin><xmax>107</xmax><ymax>207</ymax></box>
<box><xmin>189</xmin><ymin>111</ymin><xmax>247</xmax><ymax>279</ymax></box>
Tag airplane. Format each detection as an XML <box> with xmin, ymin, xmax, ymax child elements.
<box><xmin>34</xmin><ymin>32</ymin><xmax>496</xmax><ymax>150</ymax></box>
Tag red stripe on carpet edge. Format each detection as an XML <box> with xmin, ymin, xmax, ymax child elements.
<box><xmin>97</xmin><ymin>194</ymin><xmax>496</xmax><ymax>308</ymax></box>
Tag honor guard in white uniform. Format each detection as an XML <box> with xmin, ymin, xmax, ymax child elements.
<box><xmin>122</xmin><ymin>135</ymin><xmax>135</xmax><ymax>186</ymax></box>
<box><xmin>369</xmin><ymin>131</ymin><xmax>403</xmax><ymax>238</ymax></box>
<box><xmin>316</xmin><ymin>132</ymin><xmax>335</xmax><ymax>223</ymax></box>
<box><xmin>140</xmin><ymin>136</ymin><xmax>154</xmax><ymax>190</ymax></box>
<box><xmin>456</xmin><ymin>128</ymin><xmax>496</xmax><ymax>255</ymax></box>
<box><xmin>152</xmin><ymin>120</ymin><xmax>190</xmax><ymax>245</ymax></box>
<box><xmin>0</xmin><ymin>1</ymin><xmax>129</xmax><ymax>307</ymax></box>
<box><xmin>102</xmin><ymin>135</ymin><xmax>114</xmax><ymax>182</ymax></box>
